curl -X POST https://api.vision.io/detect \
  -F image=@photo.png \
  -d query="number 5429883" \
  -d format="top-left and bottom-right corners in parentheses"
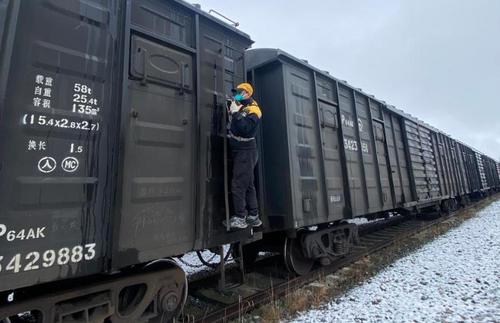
top-left (0, 243), bottom-right (96, 274)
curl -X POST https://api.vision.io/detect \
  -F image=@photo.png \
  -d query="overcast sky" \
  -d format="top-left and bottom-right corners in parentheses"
top-left (195, 0), bottom-right (500, 159)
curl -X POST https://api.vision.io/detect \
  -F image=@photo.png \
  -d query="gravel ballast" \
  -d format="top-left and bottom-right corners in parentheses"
top-left (291, 200), bottom-right (500, 323)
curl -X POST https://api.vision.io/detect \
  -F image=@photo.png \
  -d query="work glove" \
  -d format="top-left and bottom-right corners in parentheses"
top-left (228, 100), bottom-right (241, 114)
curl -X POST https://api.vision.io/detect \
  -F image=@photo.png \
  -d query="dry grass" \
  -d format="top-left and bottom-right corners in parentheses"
top-left (238, 196), bottom-right (500, 323)
top-left (285, 290), bottom-right (310, 315)
top-left (259, 303), bottom-right (282, 322)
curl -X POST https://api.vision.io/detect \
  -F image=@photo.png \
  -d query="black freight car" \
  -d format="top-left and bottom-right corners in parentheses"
top-left (0, 0), bottom-right (254, 320)
top-left (246, 48), bottom-right (498, 274)
top-left (1, 1), bottom-right (499, 320)
top-left (247, 48), bottom-right (416, 274)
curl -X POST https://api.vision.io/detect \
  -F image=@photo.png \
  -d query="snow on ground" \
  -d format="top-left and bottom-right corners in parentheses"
top-left (347, 212), bottom-right (398, 225)
top-left (291, 200), bottom-right (500, 323)
top-left (176, 245), bottom-right (234, 276)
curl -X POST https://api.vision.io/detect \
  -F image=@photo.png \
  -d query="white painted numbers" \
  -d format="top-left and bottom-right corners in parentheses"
top-left (0, 225), bottom-right (46, 242)
top-left (361, 141), bottom-right (369, 153)
top-left (72, 83), bottom-right (100, 116)
top-left (69, 143), bottom-right (84, 154)
top-left (24, 75), bottom-right (98, 175)
top-left (341, 113), bottom-right (370, 154)
top-left (23, 113), bottom-right (100, 131)
top-left (0, 244), bottom-right (96, 274)
top-left (343, 138), bottom-right (370, 154)
top-left (329, 195), bottom-right (342, 203)
top-left (344, 138), bottom-right (358, 151)
top-left (0, 224), bottom-right (97, 274)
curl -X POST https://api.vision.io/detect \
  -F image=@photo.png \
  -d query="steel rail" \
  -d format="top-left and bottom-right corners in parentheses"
top-left (186, 195), bottom-right (499, 323)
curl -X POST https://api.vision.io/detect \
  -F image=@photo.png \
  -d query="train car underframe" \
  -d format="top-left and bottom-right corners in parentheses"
top-left (1, 190), bottom-right (498, 322)
top-left (242, 189), bottom-right (498, 279)
top-left (0, 260), bottom-right (186, 323)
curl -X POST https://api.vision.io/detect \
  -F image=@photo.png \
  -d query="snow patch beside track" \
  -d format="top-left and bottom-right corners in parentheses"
top-left (291, 200), bottom-right (500, 323)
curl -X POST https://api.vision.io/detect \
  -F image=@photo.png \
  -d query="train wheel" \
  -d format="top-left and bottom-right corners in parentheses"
top-left (283, 236), bottom-right (314, 276)
top-left (109, 259), bottom-right (187, 323)
top-left (146, 259), bottom-right (187, 323)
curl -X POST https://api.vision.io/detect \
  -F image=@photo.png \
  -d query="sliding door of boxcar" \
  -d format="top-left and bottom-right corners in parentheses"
top-left (355, 93), bottom-right (385, 213)
top-left (465, 147), bottom-right (481, 192)
top-left (441, 135), bottom-right (459, 197)
top-left (338, 86), bottom-right (390, 215)
top-left (384, 112), bottom-right (403, 205)
top-left (369, 100), bottom-right (394, 210)
top-left (386, 113), bottom-right (413, 204)
top-left (431, 131), bottom-right (447, 197)
top-left (435, 134), bottom-right (451, 197)
top-left (118, 30), bottom-right (195, 266)
top-left (449, 140), bottom-right (465, 195)
top-left (315, 75), bottom-right (345, 220)
top-left (455, 143), bottom-right (469, 194)
top-left (337, 85), bottom-right (367, 216)
top-left (372, 119), bottom-right (394, 210)
top-left (284, 64), bottom-right (327, 227)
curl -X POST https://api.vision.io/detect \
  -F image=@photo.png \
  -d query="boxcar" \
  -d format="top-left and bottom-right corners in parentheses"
top-left (246, 48), bottom-right (498, 275)
top-left (0, 0), bottom-right (254, 320)
top-left (1, 1), bottom-right (498, 320)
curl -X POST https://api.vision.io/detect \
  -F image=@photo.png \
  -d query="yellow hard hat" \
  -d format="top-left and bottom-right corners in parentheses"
top-left (232, 82), bottom-right (254, 96)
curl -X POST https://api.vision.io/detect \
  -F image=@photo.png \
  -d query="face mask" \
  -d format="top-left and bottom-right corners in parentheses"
top-left (234, 93), bottom-right (244, 101)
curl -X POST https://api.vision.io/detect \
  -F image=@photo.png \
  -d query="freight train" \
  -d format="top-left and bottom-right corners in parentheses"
top-left (0, 0), bottom-right (498, 321)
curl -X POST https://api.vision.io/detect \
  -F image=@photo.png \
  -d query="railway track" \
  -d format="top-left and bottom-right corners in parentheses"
top-left (182, 195), bottom-right (499, 323)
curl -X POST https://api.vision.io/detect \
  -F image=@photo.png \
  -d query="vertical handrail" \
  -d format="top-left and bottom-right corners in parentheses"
top-left (223, 99), bottom-right (231, 232)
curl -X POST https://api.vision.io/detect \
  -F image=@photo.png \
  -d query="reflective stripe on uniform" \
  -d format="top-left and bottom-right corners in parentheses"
top-left (228, 131), bottom-right (255, 142)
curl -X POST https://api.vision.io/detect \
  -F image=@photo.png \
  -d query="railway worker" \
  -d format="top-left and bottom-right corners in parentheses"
top-left (224, 82), bottom-right (263, 230)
